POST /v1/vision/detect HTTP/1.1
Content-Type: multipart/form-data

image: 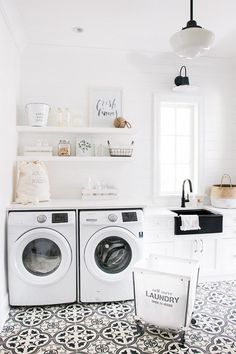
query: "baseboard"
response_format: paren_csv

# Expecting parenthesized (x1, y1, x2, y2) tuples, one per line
(0, 293, 9, 332)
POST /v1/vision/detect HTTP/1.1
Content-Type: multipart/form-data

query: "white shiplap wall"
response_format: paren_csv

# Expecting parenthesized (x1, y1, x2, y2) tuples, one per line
(18, 45, 236, 203)
(0, 6, 19, 329)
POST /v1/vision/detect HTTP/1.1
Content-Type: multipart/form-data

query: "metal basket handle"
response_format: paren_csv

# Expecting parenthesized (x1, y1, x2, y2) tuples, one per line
(220, 174, 232, 188)
(107, 140, 134, 146)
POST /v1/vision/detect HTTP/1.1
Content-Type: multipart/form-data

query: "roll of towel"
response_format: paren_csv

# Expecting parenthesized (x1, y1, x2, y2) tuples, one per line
(180, 215, 201, 231)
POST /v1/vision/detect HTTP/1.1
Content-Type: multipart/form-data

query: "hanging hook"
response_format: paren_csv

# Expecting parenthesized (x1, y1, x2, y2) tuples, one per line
(180, 65, 187, 77)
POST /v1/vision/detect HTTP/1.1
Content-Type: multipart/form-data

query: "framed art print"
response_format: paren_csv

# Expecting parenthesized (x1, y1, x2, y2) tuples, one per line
(89, 87, 122, 127)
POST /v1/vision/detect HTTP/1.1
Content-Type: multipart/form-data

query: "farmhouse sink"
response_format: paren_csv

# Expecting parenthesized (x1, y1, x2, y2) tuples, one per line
(170, 208, 223, 235)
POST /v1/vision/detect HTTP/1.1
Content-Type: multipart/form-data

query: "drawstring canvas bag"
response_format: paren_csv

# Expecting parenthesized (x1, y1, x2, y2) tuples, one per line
(15, 161, 50, 204)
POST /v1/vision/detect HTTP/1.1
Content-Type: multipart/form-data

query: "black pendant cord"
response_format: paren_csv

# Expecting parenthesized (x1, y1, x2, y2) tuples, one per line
(190, 0, 193, 21)
(182, 0, 202, 29)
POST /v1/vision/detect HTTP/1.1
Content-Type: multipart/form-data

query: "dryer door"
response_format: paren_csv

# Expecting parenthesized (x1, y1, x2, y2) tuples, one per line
(11, 228, 72, 285)
(84, 226, 142, 282)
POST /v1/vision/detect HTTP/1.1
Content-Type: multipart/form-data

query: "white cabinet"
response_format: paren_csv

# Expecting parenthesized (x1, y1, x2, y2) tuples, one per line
(144, 213, 174, 257)
(144, 207, 236, 281)
(217, 210, 236, 277)
(144, 241, 174, 257)
(217, 238, 236, 274)
(173, 237, 217, 277)
(173, 238, 195, 259)
(144, 214, 174, 241)
(196, 238, 217, 274)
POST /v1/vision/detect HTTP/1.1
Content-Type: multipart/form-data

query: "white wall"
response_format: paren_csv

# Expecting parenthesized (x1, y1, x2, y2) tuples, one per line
(18, 45, 235, 204)
(0, 7, 19, 329)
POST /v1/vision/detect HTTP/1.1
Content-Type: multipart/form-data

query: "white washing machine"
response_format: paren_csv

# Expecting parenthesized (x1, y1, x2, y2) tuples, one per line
(8, 210, 76, 306)
(79, 209, 144, 303)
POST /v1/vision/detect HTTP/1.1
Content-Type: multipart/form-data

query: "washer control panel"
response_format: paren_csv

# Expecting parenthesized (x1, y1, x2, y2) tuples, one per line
(108, 214, 118, 222)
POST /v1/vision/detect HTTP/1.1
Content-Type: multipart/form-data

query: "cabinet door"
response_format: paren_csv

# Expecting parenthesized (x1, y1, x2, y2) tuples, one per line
(173, 239, 197, 260)
(173, 238, 217, 276)
(197, 238, 217, 275)
(144, 242, 174, 257)
(217, 238, 236, 274)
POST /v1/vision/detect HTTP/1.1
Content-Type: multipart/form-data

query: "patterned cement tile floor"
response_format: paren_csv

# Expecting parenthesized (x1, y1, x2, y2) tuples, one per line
(0, 281, 236, 354)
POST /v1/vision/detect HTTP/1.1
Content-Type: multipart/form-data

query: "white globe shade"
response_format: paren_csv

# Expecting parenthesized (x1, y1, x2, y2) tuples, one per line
(170, 27, 215, 59)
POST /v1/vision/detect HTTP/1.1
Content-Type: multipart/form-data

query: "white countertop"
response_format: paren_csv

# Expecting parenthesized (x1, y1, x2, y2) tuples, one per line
(7, 198, 148, 211)
(143, 205, 236, 217)
(144, 206, 176, 216)
(205, 206, 236, 215)
(8, 199, 236, 216)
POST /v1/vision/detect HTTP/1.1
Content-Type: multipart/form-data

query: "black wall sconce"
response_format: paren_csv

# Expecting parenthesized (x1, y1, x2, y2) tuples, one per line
(173, 66, 199, 92)
(175, 66, 190, 87)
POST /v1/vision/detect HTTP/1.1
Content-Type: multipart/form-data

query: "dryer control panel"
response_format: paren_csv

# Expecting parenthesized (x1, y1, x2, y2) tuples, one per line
(80, 209, 143, 226)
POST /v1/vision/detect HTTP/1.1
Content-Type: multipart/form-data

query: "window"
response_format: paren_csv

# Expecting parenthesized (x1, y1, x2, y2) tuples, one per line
(155, 100, 199, 196)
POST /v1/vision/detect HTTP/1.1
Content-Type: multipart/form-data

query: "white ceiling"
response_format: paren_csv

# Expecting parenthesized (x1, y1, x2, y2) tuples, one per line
(9, 0, 236, 58)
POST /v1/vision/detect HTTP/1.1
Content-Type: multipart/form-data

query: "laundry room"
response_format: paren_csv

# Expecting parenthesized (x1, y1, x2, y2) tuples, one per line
(0, 0, 236, 353)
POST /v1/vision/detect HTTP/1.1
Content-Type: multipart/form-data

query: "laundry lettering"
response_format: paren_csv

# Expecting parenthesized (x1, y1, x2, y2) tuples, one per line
(145, 290, 179, 304)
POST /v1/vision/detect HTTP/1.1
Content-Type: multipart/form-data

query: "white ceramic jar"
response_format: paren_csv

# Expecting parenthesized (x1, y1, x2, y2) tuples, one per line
(25, 103, 50, 127)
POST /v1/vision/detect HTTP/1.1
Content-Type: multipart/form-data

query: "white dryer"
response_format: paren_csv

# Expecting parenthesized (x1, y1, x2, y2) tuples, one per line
(8, 211, 76, 306)
(79, 209, 143, 303)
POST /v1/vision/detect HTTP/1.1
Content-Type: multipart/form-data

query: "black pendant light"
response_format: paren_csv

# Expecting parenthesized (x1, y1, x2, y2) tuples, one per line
(170, 0, 215, 59)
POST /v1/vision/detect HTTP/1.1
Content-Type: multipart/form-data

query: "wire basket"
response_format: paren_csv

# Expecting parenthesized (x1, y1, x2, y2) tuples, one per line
(107, 140, 134, 157)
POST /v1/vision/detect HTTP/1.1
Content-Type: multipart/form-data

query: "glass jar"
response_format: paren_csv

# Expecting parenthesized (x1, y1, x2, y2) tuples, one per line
(58, 139, 71, 156)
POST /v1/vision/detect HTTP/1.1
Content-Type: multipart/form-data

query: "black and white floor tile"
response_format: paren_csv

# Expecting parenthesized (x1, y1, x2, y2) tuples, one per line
(0, 280, 236, 354)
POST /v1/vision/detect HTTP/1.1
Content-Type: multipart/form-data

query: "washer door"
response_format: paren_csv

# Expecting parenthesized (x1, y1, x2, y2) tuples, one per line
(84, 227, 142, 282)
(11, 228, 72, 286)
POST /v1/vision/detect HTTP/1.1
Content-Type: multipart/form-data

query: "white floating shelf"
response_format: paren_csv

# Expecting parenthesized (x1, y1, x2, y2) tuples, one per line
(16, 126, 136, 135)
(16, 156, 133, 162)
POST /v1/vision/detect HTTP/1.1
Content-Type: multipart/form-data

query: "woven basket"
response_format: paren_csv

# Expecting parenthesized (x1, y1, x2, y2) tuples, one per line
(210, 174, 236, 208)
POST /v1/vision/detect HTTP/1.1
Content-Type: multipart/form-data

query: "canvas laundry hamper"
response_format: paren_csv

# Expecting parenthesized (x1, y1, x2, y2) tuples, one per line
(133, 255, 199, 332)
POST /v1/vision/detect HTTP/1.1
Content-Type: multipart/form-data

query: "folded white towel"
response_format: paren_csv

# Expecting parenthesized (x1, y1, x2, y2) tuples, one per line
(180, 215, 201, 231)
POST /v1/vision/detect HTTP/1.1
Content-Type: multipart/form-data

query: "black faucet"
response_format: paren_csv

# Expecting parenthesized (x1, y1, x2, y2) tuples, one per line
(181, 179, 193, 207)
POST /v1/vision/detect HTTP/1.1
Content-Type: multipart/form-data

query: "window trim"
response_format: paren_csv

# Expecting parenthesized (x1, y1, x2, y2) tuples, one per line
(152, 94, 204, 201)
